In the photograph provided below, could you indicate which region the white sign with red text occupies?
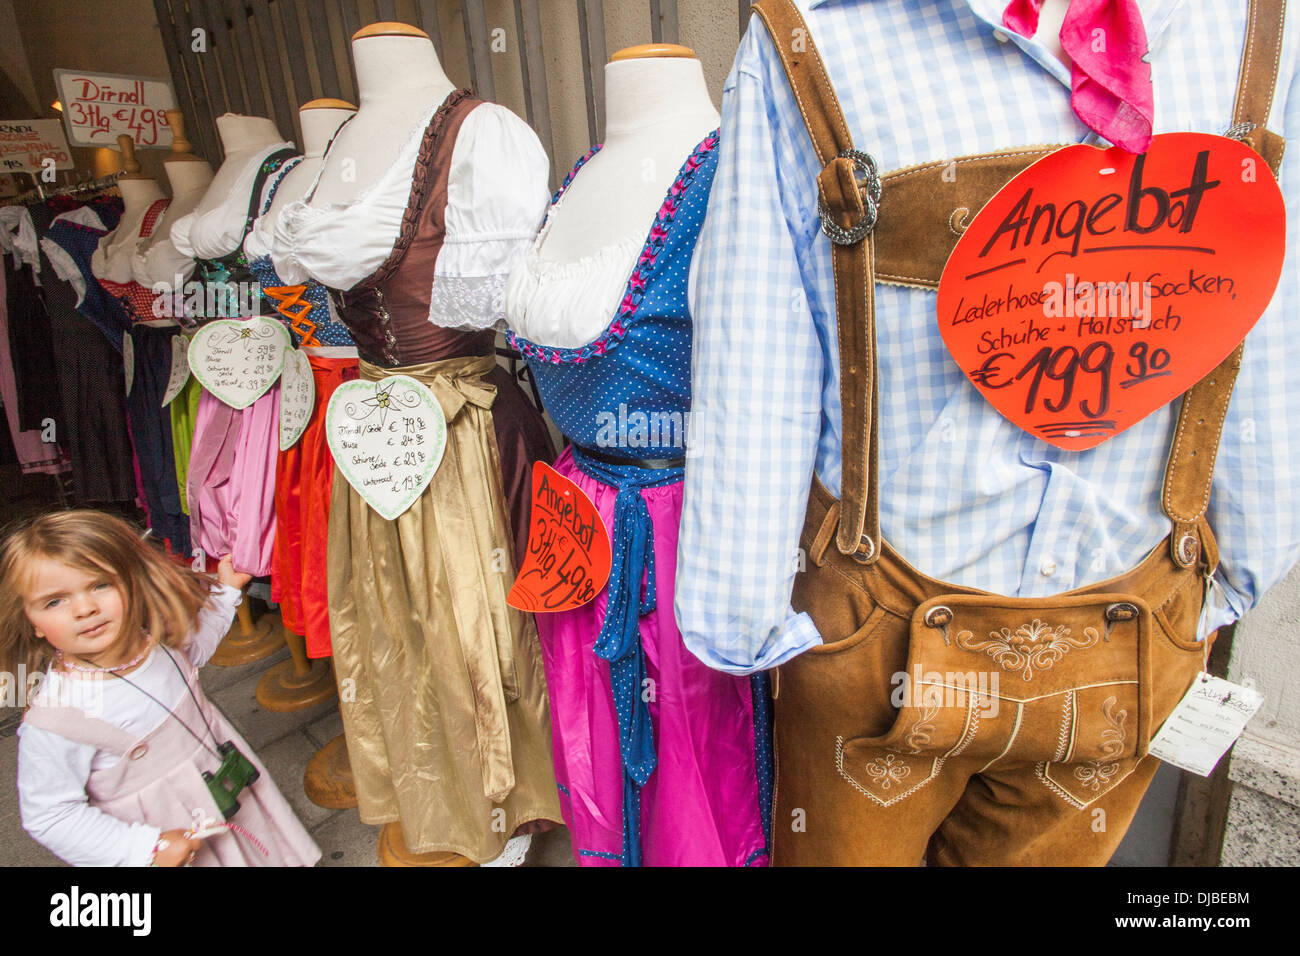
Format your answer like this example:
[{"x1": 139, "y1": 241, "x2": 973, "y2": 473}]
[
  {"x1": 0, "y1": 120, "x2": 73, "y2": 174},
  {"x1": 54, "y1": 69, "x2": 175, "y2": 149}
]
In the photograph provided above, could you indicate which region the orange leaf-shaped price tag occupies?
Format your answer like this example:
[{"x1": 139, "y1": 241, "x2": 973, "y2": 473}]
[
  {"x1": 508, "y1": 462, "x2": 611, "y2": 613},
  {"x1": 937, "y1": 133, "x2": 1285, "y2": 449}
]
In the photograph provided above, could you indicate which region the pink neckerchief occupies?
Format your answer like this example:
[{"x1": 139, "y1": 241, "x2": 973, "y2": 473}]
[{"x1": 1003, "y1": 0, "x2": 1154, "y2": 153}]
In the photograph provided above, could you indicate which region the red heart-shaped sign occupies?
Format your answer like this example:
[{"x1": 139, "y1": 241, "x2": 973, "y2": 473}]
[
  {"x1": 937, "y1": 133, "x2": 1285, "y2": 449},
  {"x1": 508, "y1": 461, "x2": 612, "y2": 613}
]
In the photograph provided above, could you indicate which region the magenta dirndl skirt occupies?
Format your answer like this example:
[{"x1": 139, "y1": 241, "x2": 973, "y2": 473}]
[{"x1": 536, "y1": 446, "x2": 768, "y2": 866}]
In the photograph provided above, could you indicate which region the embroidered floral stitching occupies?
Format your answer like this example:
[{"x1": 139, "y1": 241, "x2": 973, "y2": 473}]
[
  {"x1": 1035, "y1": 761, "x2": 1087, "y2": 810},
  {"x1": 948, "y1": 700, "x2": 981, "y2": 759},
  {"x1": 1053, "y1": 689, "x2": 1074, "y2": 762},
  {"x1": 507, "y1": 129, "x2": 720, "y2": 366},
  {"x1": 836, "y1": 694, "x2": 982, "y2": 809},
  {"x1": 956, "y1": 619, "x2": 1103, "y2": 681},
  {"x1": 891, "y1": 701, "x2": 941, "y2": 755},
  {"x1": 375, "y1": 287, "x2": 398, "y2": 365},
  {"x1": 834, "y1": 735, "x2": 941, "y2": 808},
  {"x1": 862, "y1": 752, "x2": 910, "y2": 790},
  {"x1": 1073, "y1": 696, "x2": 1128, "y2": 792}
]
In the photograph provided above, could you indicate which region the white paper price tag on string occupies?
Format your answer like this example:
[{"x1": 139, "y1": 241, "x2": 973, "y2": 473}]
[
  {"x1": 161, "y1": 333, "x2": 191, "y2": 407},
  {"x1": 122, "y1": 331, "x2": 135, "y2": 397},
  {"x1": 1148, "y1": 674, "x2": 1263, "y2": 776},
  {"x1": 278, "y1": 349, "x2": 315, "y2": 451}
]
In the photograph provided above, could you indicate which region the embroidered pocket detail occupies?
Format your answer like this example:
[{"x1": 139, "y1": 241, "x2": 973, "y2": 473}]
[
  {"x1": 835, "y1": 592, "x2": 1155, "y2": 809},
  {"x1": 1039, "y1": 692, "x2": 1142, "y2": 807},
  {"x1": 836, "y1": 736, "x2": 942, "y2": 808}
]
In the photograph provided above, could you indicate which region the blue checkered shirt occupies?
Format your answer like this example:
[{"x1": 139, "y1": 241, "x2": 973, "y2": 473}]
[{"x1": 676, "y1": 0, "x2": 1300, "y2": 674}]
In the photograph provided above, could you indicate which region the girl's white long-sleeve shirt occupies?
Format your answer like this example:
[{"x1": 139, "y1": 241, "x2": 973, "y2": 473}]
[{"x1": 16, "y1": 584, "x2": 242, "y2": 866}]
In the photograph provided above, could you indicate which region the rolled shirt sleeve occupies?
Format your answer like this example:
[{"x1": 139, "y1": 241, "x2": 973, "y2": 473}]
[
  {"x1": 675, "y1": 22, "x2": 829, "y2": 675},
  {"x1": 1204, "y1": 55, "x2": 1300, "y2": 634}
]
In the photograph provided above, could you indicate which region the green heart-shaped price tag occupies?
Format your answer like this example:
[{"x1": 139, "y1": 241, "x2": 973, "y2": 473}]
[
  {"x1": 187, "y1": 317, "x2": 290, "y2": 409},
  {"x1": 325, "y1": 375, "x2": 447, "y2": 521}
]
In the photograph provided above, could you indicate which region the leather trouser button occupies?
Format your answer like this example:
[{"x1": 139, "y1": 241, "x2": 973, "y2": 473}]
[
  {"x1": 924, "y1": 605, "x2": 953, "y2": 628},
  {"x1": 1104, "y1": 602, "x2": 1140, "y2": 623}
]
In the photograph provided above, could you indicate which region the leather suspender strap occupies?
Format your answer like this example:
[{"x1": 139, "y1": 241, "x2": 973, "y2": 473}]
[
  {"x1": 752, "y1": 0, "x2": 882, "y2": 562},
  {"x1": 1162, "y1": 0, "x2": 1286, "y2": 570}
]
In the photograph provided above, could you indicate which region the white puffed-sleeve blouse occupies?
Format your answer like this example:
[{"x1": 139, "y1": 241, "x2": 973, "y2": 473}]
[
  {"x1": 270, "y1": 98, "x2": 549, "y2": 332},
  {"x1": 169, "y1": 141, "x2": 296, "y2": 260},
  {"x1": 132, "y1": 226, "x2": 202, "y2": 288}
]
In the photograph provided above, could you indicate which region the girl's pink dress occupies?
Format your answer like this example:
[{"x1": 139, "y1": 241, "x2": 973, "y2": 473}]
[{"x1": 22, "y1": 645, "x2": 319, "y2": 867}]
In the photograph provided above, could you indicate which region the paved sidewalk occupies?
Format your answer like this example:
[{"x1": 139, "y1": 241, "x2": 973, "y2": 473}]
[{"x1": 1, "y1": 633, "x2": 576, "y2": 867}]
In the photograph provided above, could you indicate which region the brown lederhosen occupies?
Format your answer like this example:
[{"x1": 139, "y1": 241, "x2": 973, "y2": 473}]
[{"x1": 751, "y1": 0, "x2": 1286, "y2": 866}]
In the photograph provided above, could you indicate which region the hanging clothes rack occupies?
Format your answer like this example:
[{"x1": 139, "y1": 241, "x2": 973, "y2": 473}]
[{"x1": 1, "y1": 172, "x2": 122, "y2": 208}]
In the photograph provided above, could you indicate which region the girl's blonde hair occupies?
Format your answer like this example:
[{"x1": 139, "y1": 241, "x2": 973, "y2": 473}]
[{"x1": 0, "y1": 510, "x2": 212, "y2": 680}]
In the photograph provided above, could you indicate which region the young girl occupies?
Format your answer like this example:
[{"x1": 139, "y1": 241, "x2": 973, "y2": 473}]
[{"x1": 1, "y1": 510, "x2": 320, "y2": 867}]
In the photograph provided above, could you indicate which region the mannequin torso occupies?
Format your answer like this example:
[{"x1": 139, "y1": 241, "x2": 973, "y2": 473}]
[
  {"x1": 505, "y1": 51, "x2": 719, "y2": 349},
  {"x1": 245, "y1": 103, "x2": 357, "y2": 352},
  {"x1": 166, "y1": 113, "x2": 295, "y2": 267},
  {"x1": 91, "y1": 178, "x2": 164, "y2": 279},
  {"x1": 307, "y1": 34, "x2": 454, "y2": 207},
  {"x1": 193, "y1": 114, "x2": 286, "y2": 219},
  {"x1": 267, "y1": 106, "x2": 353, "y2": 220},
  {"x1": 536, "y1": 56, "x2": 719, "y2": 263},
  {"x1": 147, "y1": 159, "x2": 213, "y2": 249}
]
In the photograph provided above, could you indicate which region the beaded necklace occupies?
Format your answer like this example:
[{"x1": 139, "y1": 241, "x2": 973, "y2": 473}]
[{"x1": 56, "y1": 632, "x2": 152, "y2": 674}]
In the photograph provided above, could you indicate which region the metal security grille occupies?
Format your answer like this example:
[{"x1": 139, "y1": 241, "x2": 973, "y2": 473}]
[{"x1": 151, "y1": 0, "x2": 757, "y2": 185}]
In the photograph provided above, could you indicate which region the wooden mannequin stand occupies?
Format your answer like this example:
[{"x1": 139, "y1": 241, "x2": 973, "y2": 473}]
[
  {"x1": 209, "y1": 591, "x2": 283, "y2": 666},
  {"x1": 114, "y1": 134, "x2": 149, "y2": 180},
  {"x1": 162, "y1": 109, "x2": 204, "y2": 164},
  {"x1": 304, "y1": 733, "x2": 357, "y2": 809},
  {"x1": 255, "y1": 630, "x2": 335, "y2": 711},
  {"x1": 377, "y1": 821, "x2": 475, "y2": 867}
]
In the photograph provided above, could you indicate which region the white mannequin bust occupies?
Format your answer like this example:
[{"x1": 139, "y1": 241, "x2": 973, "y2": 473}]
[
  {"x1": 536, "y1": 48, "x2": 719, "y2": 262},
  {"x1": 91, "y1": 136, "x2": 164, "y2": 278},
  {"x1": 147, "y1": 110, "x2": 215, "y2": 249},
  {"x1": 250, "y1": 99, "x2": 359, "y2": 359},
  {"x1": 131, "y1": 156, "x2": 212, "y2": 288},
  {"x1": 114, "y1": 177, "x2": 165, "y2": 222},
  {"x1": 187, "y1": 113, "x2": 286, "y2": 222},
  {"x1": 307, "y1": 24, "x2": 454, "y2": 207},
  {"x1": 267, "y1": 100, "x2": 356, "y2": 220},
  {"x1": 147, "y1": 157, "x2": 213, "y2": 249}
]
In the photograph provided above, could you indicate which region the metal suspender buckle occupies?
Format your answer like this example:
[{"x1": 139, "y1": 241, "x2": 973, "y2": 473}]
[
  {"x1": 818, "y1": 149, "x2": 882, "y2": 245},
  {"x1": 849, "y1": 533, "x2": 877, "y2": 564}
]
